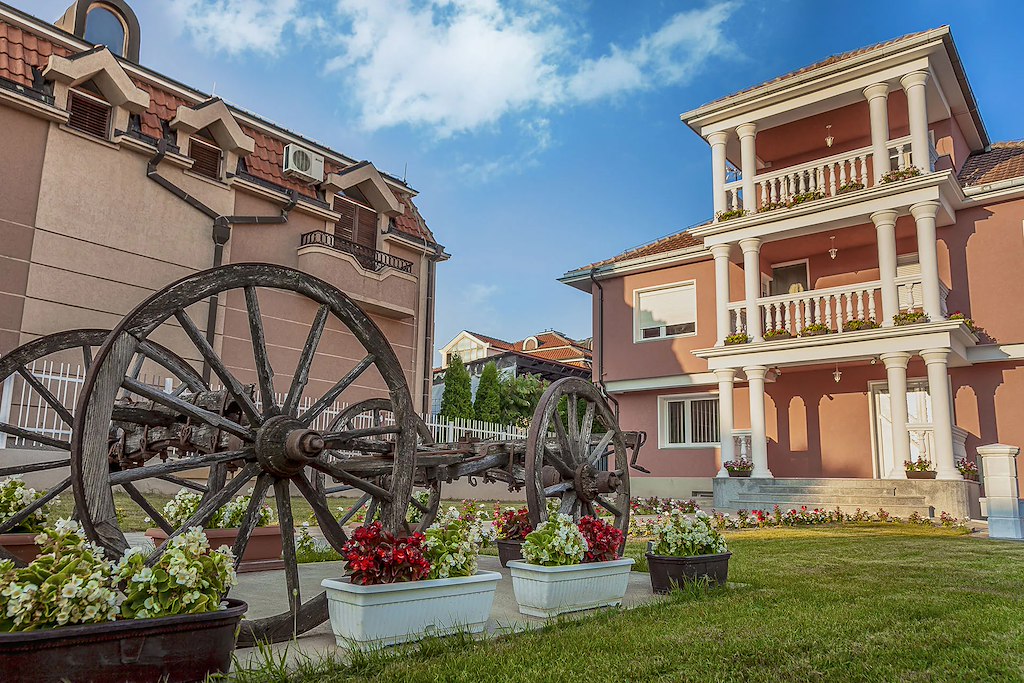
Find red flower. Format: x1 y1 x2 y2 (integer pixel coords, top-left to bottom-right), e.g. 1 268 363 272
577 516 623 563
340 521 431 585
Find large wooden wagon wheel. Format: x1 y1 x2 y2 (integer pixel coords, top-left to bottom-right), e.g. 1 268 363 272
0 329 203 565
70 263 422 645
320 398 442 533
524 377 630 542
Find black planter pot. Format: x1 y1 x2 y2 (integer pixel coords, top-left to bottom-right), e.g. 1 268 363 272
497 539 524 567
728 471 752 478
646 552 731 594
0 599 247 683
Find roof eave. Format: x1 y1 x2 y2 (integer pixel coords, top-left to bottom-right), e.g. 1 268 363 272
559 244 710 290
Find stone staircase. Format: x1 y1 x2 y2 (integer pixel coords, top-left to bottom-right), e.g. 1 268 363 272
718 478 939 517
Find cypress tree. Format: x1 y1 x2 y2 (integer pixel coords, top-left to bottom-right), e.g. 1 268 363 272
474 362 502 422
439 354 474 419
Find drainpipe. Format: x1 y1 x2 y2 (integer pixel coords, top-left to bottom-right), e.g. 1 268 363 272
422 254 437 413
147 140 298 382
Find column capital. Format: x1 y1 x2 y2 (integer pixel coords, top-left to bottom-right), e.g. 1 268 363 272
706 130 730 146
743 365 769 380
899 70 929 90
870 209 898 228
736 122 757 139
920 347 951 365
738 237 762 254
710 243 733 259
862 82 890 101
910 201 940 220
714 368 737 383
879 351 911 369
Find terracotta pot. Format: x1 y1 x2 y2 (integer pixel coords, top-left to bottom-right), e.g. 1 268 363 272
0 533 42 564
905 470 937 480
727 471 752 478
0 599 247 683
146 526 284 573
496 539 524 567
646 552 731 594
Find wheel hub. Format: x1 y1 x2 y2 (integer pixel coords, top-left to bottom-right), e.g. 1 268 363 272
255 415 324 477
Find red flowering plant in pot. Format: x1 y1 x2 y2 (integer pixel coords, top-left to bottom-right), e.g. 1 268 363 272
493 506 532 567
339 522 430 585
577 516 624 562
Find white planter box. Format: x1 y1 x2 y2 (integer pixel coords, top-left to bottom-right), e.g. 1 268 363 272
507 558 635 618
321 571 502 648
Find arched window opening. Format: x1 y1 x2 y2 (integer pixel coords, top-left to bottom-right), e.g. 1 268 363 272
84 5 127 57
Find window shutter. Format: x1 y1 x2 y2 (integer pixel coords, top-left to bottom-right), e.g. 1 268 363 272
189 138 222 180
355 207 378 250
638 285 696 338
67 90 111 139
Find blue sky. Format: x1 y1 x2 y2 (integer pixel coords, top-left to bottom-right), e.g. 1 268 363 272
20 1 1024 359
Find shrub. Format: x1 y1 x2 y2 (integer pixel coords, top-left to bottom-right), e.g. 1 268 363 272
787 190 825 207
473 362 502 423
340 521 430 585
0 476 54 535
439 354 474 420
422 507 494 579
725 333 752 345
881 167 922 183
842 318 879 332
522 513 587 566
650 510 728 558
493 506 532 541
724 459 754 474
894 310 929 326
577 516 622 563
905 459 935 472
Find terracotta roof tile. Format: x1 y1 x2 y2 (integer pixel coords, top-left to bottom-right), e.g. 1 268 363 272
465 331 514 350
527 347 590 363
958 141 1024 187
0 20 70 86
577 226 707 271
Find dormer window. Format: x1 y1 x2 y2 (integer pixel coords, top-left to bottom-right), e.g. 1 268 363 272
57 1 142 62
188 133 223 180
67 88 112 139
84 4 127 57
523 337 539 351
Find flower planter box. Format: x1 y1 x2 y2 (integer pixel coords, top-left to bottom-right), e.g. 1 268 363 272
507 558 635 618
0 599 246 683
0 532 42 564
496 539 524 567
962 473 979 482
321 571 501 648
727 471 752 478
906 470 937 480
799 329 831 337
646 552 731 594
146 526 283 573
764 332 792 341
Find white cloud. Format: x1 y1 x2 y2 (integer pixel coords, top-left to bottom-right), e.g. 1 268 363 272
464 283 499 307
170 0 303 56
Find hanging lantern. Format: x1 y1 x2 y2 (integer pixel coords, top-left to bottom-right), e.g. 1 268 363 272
825 124 834 148
829 236 838 260
833 364 842 383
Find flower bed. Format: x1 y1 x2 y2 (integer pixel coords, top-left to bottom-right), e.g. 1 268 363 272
630 497 700 516
711 505 972 531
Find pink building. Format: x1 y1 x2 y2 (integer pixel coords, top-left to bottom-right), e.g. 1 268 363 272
561 27 1024 518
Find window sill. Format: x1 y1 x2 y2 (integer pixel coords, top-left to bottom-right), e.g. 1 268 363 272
58 123 119 150
183 168 230 189
634 332 698 344
660 443 720 450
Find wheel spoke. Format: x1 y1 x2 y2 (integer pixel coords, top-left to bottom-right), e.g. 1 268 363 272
310 457 393 502
543 444 575 479
292 470 348 552
338 493 371 526
174 309 261 426
551 410 577 464
544 481 574 496
274 478 301 622
108 449 252 485
298 354 375 427
156 474 207 493
0 457 70 477
17 367 74 426
321 426 401 445
82 344 93 369
595 495 621 518
283 305 329 417
120 377 255 442
231 473 273 565
0 477 70 534
137 339 207 393
587 430 615 466
578 402 596 459
558 491 578 516
244 286 277 415
121 482 174 534
0 423 70 450
567 394 579 458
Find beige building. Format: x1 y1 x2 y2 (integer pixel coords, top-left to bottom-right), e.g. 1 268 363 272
0 0 447 410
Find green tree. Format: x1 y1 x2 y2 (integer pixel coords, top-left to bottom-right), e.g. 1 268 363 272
473 362 502 423
439 354 474 419
498 372 548 426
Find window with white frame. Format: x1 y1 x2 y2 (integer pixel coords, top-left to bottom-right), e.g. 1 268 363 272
635 282 696 341
660 396 719 447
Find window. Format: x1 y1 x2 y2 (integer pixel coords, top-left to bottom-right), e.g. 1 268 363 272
635 282 696 341
67 89 111 139
770 261 808 296
661 396 720 447
84 5 127 57
188 137 222 180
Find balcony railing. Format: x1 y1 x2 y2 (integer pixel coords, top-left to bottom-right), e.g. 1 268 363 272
723 135 919 214
728 273 947 337
300 231 414 274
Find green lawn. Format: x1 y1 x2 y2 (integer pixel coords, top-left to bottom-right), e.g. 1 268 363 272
229 526 1024 682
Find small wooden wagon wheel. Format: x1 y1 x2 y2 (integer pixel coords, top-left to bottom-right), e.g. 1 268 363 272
323 398 441 533
0 329 202 565
70 263 422 644
524 377 630 541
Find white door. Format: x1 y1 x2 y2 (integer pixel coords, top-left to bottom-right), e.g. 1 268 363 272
874 380 933 477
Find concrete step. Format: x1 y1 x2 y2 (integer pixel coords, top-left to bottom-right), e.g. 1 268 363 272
733 492 928 506
760 486 911 496
753 478 918 489
728 500 932 516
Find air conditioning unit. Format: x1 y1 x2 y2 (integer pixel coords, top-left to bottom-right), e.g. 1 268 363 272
283 143 325 183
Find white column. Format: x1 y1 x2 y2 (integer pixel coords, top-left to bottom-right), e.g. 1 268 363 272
880 352 912 479
737 123 758 212
977 444 1023 539
711 243 733 345
739 237 763 341
910 201 944 320
871 209 900 326
863 83 891 183
921 348 962 480
716 369 736 477
900 71 931 172
744 366 772 478
708 131 730 218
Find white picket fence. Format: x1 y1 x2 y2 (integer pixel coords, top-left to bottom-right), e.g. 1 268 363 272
0 361 527 448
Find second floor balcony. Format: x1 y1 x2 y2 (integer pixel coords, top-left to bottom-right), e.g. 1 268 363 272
300 230 414 274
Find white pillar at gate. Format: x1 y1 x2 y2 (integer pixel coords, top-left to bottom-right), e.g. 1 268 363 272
921 348 962 480
976 444 1023 539
880 352 912 478
711 243 733 344
737 123 757 211
744 366 772 478
910 201 944 320
739 237 763 341
871 209 900 327
863 83 891 183
716 369 736 477
900 71 931 172
708 130 730 218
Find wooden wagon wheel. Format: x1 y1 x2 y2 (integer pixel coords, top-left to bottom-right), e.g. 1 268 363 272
0 329 203 565
70 263 421 645
323 398 441 533
524 377 630 543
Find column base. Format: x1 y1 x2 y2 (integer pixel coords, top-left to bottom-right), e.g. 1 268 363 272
716 468 729 478
884 470 908 480
751 469 773 479
936 469 964 481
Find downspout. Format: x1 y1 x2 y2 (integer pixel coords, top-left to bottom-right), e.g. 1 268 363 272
147 140 298 382
422 253 438 413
